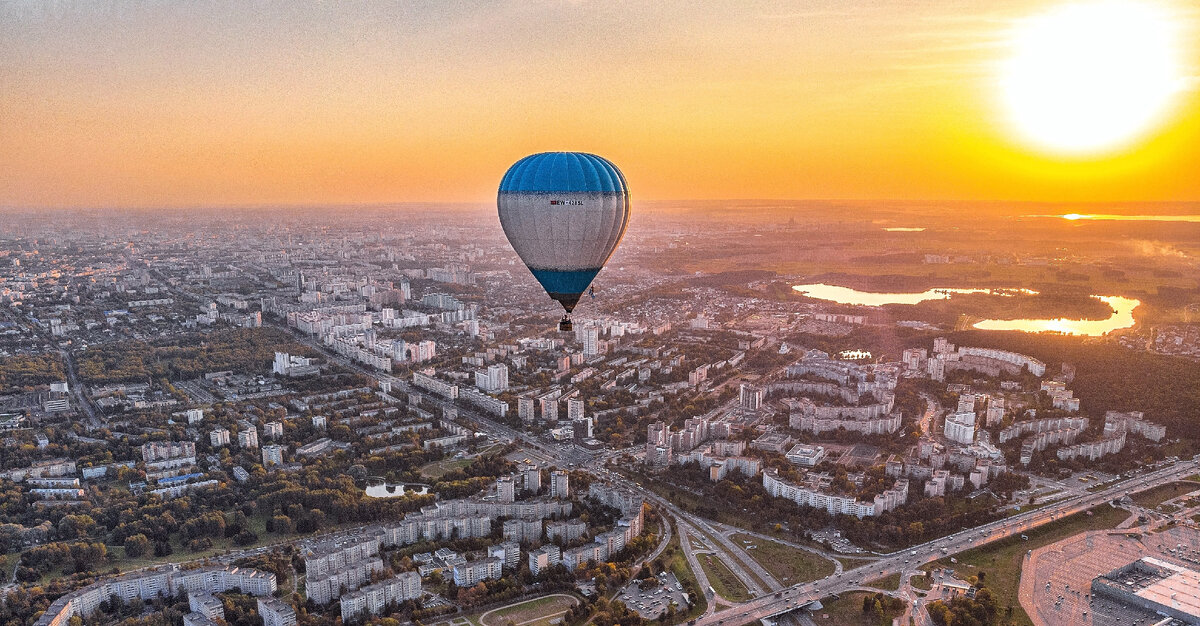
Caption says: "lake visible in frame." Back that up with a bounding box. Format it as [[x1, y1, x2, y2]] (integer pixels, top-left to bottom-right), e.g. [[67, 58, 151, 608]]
[[364, 482, 430, 498], [792, 283, 1034, 307], [792, 283, 1140, 337]]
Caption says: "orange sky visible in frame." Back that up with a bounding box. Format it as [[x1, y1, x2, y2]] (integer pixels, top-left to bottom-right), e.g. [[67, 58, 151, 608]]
[[1, 1, 1198, 209]]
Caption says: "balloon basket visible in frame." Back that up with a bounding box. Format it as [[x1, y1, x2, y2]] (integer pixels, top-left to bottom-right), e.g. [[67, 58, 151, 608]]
[[558, 316, 573, 332]]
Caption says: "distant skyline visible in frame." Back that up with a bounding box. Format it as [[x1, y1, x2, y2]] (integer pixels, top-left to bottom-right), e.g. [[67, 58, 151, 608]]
[[2, 0, 1199, 209]]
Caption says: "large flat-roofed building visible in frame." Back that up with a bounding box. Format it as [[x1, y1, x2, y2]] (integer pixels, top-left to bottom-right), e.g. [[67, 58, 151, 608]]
[[785, 444, 826, 467], [1092, 557, 1200, 624]]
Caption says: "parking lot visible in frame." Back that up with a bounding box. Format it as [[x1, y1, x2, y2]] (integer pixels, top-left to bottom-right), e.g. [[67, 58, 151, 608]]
[[617, 572, 689, 619], [1022, 525, 1200, 626]]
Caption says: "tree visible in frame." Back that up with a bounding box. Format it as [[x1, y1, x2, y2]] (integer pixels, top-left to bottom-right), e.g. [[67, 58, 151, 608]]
[[270, 514, 294, 535], [124, 534, 150, 558], [233, 530, 259, 546], [57, 514, 96, 540]]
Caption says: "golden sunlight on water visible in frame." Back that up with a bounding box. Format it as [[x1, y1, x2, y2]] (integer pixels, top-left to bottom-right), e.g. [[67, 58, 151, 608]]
[[792, 284, 1140, 336], [970, 295, 1140, 336], [1053, 214, 1200, 222]]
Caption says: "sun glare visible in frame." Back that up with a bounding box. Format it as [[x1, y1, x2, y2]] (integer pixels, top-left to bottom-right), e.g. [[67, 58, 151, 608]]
[[999, 0, 1187, 157]]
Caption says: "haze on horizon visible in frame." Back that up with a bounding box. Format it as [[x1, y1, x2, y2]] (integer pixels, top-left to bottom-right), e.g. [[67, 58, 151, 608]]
[[2, 0, 1199, 210]]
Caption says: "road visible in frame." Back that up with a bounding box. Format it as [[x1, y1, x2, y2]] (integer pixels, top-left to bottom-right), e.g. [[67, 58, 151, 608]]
[[689, 458, 1200, 626], [262, 313, 1200, 626], [677, 522, 719, 613], [59, 349, 102, 428], [916, 391, 940, 437], [710, 523, 868, 576]]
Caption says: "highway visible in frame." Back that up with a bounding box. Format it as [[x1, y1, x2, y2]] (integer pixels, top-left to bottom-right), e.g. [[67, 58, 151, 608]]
[[273, 319, 1200, 626], [690, 457, 1200, 626]]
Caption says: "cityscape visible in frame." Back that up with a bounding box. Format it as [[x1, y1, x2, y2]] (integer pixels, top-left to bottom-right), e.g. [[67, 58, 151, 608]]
[[3, 2, 1200, 626]]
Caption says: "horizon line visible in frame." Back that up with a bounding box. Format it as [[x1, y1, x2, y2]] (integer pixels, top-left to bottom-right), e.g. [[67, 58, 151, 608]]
[[2, 197, 1199, 213]]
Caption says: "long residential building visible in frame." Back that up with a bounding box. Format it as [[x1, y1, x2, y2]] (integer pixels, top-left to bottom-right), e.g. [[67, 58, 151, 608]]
[[452, 557, 502, 586], [999, 417, 1090, 444], [306, 558, 385, 605], [955, 346, 1046, 376], [763, 469, 909, 518], [412, 372, 458, 399], [339, 571, 422, 622], [1057, 429, 1127, 462], [789, 408, 902, 435], [1104, 411, 1167, 442], [303, 535, 381, 579], [35, 565, 276, 626]]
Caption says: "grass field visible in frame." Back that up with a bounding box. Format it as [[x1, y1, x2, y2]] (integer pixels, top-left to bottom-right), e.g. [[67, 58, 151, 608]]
[[929, 503, 1131, 626], [810, 591, 905, 626], [836, 557, 876, 571], [862, 572, 901, 591], [420, 457, 475, 480], [479, 594, 579, 626], [731, 534, 836, 585], [1131, 481, 1200, 509], [697, 554, 752, 602]]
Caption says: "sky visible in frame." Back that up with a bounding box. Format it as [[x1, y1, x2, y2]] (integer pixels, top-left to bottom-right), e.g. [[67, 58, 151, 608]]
[[1, 0, 1199, 209]]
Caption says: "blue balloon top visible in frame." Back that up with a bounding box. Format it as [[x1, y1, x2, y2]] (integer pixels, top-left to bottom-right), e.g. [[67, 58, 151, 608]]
[[499, 152, 627, 194]]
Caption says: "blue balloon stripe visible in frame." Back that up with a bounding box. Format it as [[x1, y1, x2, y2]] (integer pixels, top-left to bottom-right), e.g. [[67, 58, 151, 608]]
[[499, 152, 625, 193], [528, 268, 602, 296]]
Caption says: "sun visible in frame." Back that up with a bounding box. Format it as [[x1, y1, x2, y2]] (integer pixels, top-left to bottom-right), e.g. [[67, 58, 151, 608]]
[[998, 0, 1188, 157]]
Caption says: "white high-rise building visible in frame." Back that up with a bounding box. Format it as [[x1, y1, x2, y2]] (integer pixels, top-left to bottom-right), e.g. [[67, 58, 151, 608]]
[[739, 384, 763, 411], [528, 545, 561, 576], [927, 356, 946, 382], [262, 444, 283, 467], [521, 464, 541, 493], [539, 394, 559, 422], [238, 426, 259, 449], [496, 476, 515, 503], [488, 363, 508, 392], [566, 397, 584, 421], [263, 421, 284, 439], [210, 429, 231, 447], [550, 470, 570, 499], [411, 341, 436, 363], [518, 396, 536, 422], [392, 339, 408, 362], [475, 363, 509, 393], [944, 411, 976, 445], [581, 327, 600, 357], [985, 397, 1005, 427]]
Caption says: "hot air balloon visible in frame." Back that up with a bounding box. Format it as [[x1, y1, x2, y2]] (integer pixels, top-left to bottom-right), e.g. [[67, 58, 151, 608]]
[[498, 152, 630, 332]]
